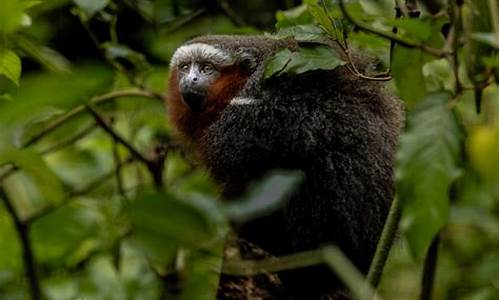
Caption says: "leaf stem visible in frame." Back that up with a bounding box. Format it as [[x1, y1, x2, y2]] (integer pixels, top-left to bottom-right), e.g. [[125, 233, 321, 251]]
[[338, 0, 451, 58], [0, 188, 41, 300], [420, 234, 441, 300], [367, 196, 401, 287]]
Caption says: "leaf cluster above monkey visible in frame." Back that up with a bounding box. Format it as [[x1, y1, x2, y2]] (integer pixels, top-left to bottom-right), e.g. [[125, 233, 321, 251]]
[[167, 35, 403, 299]]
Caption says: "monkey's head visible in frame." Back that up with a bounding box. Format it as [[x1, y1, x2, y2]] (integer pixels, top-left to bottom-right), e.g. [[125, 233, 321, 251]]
[[174, 43, 260, 111], [166, 36, 297, 142]]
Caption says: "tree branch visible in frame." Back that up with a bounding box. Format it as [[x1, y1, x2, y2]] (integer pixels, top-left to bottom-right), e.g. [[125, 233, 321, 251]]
[[367, 196, 401, 287], [85, 104, 151, 165], [221, 246, 382, 300], [420, 234, 441, 300], [40, 122, 98, 155], [26, 156, 135, 223], [0, 188, 41, 300], [22, 88, 162, 149], [338, 0, 451, 58]]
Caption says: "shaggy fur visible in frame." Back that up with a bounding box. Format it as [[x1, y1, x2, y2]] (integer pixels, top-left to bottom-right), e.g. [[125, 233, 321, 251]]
[[167, 35, 403, 299]]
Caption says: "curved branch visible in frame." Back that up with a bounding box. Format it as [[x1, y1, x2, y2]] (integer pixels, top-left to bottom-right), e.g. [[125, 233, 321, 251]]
[[338, 0, 451, 58], [22, 88, 162, 148]]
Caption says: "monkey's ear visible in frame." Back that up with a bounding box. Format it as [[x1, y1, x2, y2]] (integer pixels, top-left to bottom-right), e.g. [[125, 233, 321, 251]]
[[235, 49, 258, 74]]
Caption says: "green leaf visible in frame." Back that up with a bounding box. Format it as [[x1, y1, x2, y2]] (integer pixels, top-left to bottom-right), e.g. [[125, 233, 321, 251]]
[[0, 148, 65, 204], [396, 93, 463, 258], [264, 45, 345, 79], [0, 0, 25, 33], [180, 247, 224, 300], [471, 32, 499, 48], [0, 50, 21, 85], [72, 0, 108, 18], [276, 24, 326, 42], [30, 202, 99, 265], [15, 36, 72, 74], [391, 45, 426, 109], [308, 4, 336, 36], [275, 4, 313, 28], [223, 170, 304, 223], [127, 190, 227, 252]]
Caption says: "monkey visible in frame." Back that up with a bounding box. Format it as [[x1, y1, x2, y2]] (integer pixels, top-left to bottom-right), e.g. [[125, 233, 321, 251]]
[[166, 35, 403, 299]]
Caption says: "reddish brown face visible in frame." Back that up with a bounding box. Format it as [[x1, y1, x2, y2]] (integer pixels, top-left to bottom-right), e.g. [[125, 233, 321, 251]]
[[166, 63, 248, 142]]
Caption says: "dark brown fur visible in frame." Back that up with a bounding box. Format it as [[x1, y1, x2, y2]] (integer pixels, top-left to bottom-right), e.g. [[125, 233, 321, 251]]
[[167, 35, 403, 299]]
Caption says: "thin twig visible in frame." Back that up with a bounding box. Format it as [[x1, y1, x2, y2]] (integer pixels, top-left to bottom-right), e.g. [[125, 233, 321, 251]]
[[319, 0, 392, 81], [419, 234, 441, 300], [367, 196, 401, 287], [216, 0, 247, 27], [112, 139, 128, 199], [221, 246, 382, 300], [22, 89, 161, 149], [159, 8, 207, 34], [26, 156, 135, 223], [40, 122, 98, 155], [0, 188, 41, 300], [221, 248, 325, 276], [338, 0, 451, 58], [85, 104, 151, 165]]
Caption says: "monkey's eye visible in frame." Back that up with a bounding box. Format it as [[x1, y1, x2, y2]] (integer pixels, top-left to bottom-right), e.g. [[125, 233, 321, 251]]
[[201, 63, 214, 74], [179, 64, 190, 71]]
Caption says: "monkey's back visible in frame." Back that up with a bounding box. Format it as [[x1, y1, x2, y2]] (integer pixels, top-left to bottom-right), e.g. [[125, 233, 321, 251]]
[[202, 61, 402, 298]]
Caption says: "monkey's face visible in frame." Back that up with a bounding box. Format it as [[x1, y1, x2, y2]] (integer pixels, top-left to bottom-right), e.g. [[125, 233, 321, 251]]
[[170, 43, 237, 113], [176, 60, 220, 112]]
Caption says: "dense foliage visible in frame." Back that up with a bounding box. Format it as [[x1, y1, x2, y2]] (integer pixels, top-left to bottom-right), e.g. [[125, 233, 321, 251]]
[[0, 0, 497, 299]]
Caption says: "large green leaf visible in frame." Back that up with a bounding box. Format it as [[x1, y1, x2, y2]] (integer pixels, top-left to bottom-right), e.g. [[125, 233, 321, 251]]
[[223, 170, 304, 223], [127, 190, 227, 257], [391, 45, 427, 109], [264, 45, 345, 79], [0, 50, 21, 85], [0, 148, 65, 205], [0, 0, 25, 33], [396, 93, 463, 258], [179, 246, 224, 300]]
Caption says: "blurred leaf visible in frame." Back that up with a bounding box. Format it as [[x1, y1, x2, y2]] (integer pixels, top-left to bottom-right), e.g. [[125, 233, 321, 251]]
[[397, 93, 463, 258], [127, 190, 227, 252], [276, 24, 326, 42], [0, 0, 25, 33], [391, 45, 426, 109], [0, 50, 21, 85], [72, 0, 109, 19], [0, 65, 112, 148], [102, 42, 152, 79], [470, 32, 499, 48], [15, 35, 72, 73], [31, 201, 99, 265], [264, 45, 345, 79], [0, 148, 64, 205], [276, 4, 313, 28], [223, 170, 303, 223], [180, 247, 224, 300]]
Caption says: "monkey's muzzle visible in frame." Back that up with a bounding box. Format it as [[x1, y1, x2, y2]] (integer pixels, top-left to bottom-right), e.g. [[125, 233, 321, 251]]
[[181, 91, 205, 112]]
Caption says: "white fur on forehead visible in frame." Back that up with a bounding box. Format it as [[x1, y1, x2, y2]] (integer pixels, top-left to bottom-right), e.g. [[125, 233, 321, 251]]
[[170, 43, 233, 67]]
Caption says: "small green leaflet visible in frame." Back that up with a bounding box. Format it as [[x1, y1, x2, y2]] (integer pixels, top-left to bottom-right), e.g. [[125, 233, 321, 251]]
[[0, 148, 65, 204], [73, 0, 109, 18], [0, 50, 21, 85], [264, 45, 345, 79]]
